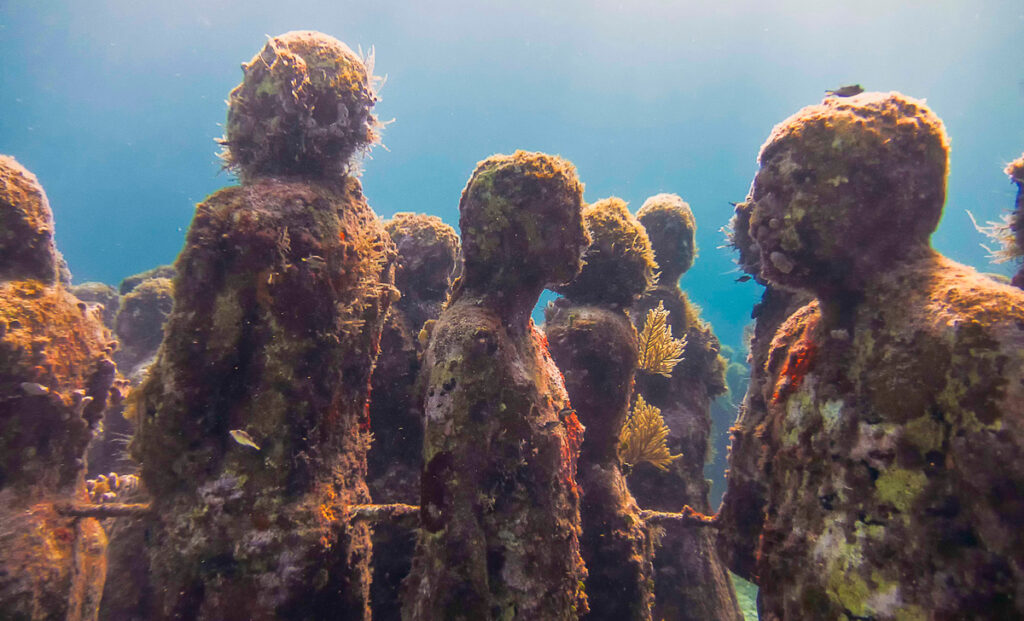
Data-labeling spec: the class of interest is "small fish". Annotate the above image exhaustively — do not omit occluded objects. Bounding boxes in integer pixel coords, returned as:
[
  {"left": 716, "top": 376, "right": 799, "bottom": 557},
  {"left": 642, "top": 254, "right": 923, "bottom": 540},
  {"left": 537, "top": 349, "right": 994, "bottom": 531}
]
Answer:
[
  {"left": 301, "top": 255, "right": 327, "bottom": 271},
  {"left": 825, "top": 84, "right": 864, "bottom": 97},
  {"left": 558, "top": 407, "right": 577, "bottom": 421},
  {"left": 729, "top": 201, "right": 740, "bottom": 207},
  {"left": 735, "top": 275, "right": 752, "bottom": 283},
  {"left": 20, "top": 382, "right": 50, "bottom": 396},
  {"left": 543, "top": 420, "right": 562, "bottom": 431},
  {"left": 229, "top": 429, "right": 261, "bottom": 451}
]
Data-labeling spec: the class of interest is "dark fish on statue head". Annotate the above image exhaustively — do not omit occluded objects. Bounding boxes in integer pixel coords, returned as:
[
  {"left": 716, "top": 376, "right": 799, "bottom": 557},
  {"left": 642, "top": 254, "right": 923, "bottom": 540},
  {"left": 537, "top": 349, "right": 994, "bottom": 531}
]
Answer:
[{"left": 825, "top": 84, "right": 864, "bottom": 97}]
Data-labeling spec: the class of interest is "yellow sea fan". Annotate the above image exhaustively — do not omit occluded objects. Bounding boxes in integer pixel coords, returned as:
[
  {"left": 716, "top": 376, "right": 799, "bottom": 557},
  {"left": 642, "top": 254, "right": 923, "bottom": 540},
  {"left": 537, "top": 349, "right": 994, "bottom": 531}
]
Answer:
[
  {"left": 637, "top": 301, "right": 686, "bottom": 377},
  {"left": 619, "top": 395, "right": 681, "bottom": 470}
]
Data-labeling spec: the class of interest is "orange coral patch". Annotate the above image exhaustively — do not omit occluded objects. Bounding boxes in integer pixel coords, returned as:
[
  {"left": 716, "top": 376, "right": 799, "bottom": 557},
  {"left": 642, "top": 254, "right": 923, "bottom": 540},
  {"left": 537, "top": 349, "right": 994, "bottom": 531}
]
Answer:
[{"left": 772, "top": 337, "right": 817, "bottom": 404}]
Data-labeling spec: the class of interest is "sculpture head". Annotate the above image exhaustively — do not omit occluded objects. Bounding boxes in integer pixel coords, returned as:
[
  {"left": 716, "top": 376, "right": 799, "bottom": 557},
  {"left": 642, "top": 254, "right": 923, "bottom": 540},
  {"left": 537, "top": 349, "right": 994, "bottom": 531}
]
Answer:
[
  {"left": 459, "top": 151, "right": 588, "bottom": 298},
  {"left": 748, "top": 92, "right": 949, "bottom": 296},
  {"left": 556, "top": 197, "right": 656, "bottom": 307},
  {"left": 637, "top": 193, "right": 696, "bottom": 285},
  {"left": 222, "top": 31, "right": 381, "bottom": 182}
]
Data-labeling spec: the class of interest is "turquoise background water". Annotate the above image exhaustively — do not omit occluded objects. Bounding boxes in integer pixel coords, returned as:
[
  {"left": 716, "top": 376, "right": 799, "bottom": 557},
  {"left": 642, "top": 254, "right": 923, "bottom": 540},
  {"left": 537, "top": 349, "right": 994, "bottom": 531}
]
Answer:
[{"left": 2, "top": 0, "right": 1022, "bottom": 354}]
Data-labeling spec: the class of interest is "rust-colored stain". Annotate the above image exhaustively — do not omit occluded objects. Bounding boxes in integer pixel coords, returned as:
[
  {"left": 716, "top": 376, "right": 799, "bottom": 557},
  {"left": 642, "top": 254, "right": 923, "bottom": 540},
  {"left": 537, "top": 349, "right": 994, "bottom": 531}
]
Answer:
[{"left": 772, "top": 337, "right": 817, "bottom": 404}]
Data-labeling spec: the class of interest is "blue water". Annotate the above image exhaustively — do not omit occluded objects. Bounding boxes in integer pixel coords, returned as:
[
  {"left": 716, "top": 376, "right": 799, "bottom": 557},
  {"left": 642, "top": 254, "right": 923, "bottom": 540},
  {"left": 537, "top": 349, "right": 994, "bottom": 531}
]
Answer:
[{"left": 2, "top": 0, "right": 1022, "bottom": 353}]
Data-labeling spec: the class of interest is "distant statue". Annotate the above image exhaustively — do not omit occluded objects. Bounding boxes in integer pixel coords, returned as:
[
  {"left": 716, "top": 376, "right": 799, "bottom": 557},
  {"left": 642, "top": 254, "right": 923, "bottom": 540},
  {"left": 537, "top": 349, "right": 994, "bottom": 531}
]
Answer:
[
  {"left": 1006, "top": 154, "right": 1024, "bottom": 289},
  {"left": 0, "top": 155, "right": 116, "bottom": 621},
  {"left": 130, "top": 31, "right": 395, "bottom": 619},
  {"left": 368, "top": 212, "right": 459, "bottom": 620},
  {"left": 546, "top": 197, "right": 657, "bottom": 620},
  {"left": 402, "top": 151, "right": 590, "bottom": 620},
  {"left": 718, "top": 92, "right": 1024, "bottom": 619},
  {"left": 627, "top": 194, "right": 741, "bottom": 621}
]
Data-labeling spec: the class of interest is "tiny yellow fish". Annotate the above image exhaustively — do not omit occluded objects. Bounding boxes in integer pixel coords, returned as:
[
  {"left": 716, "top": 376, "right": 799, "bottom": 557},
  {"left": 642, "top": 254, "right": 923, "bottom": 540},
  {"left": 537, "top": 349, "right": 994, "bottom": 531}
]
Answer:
[{"left": 229, "top": 429, "right": 261, "bottom": 451}]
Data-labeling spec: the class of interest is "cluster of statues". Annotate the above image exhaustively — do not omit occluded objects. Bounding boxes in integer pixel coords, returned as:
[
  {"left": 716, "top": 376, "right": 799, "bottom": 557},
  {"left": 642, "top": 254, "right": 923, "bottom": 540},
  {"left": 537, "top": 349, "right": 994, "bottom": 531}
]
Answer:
[{"left": 1, "top": 30, "right": 1022, "bottom": 621}]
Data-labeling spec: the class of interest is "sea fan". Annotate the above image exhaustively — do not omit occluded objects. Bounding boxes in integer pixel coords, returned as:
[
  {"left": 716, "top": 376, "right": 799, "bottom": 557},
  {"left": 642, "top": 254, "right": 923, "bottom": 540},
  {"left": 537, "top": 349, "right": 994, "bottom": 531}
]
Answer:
[
  {"left": 619, "top": 395, "right": 681, "bottom": 470},
  {"left": 967, "top": 210, "right": 1020, "bottom": 264},
  {"left": 637, "top": 301, "right": 686, "bottom": 377}
]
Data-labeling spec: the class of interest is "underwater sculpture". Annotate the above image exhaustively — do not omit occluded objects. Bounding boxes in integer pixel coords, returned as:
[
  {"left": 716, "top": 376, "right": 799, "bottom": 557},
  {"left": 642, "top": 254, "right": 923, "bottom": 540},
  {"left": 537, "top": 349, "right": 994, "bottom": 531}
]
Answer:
[
  {"left": 1007, "top": 154, "right": 1024, "bottom": 289},
  {"left": 0, "top": 155, "right": 116, "bottom": 621},
  {"left": 719, "top": 92, "right": 1024, "bottom": 619},
  {"left": 716, "top": 198, "right": 812, "bottom": 582},
  {"left": 129, "top": 31, "right": 396, "bottom": 619},
  {"left": 545, "top": 197, "right": 657, "bottom": 620},
  {"left": 402, "top": 151, "right": 590, "bottom": 620},
  {"left": 368, "top": 212, "right": 459, "bottom": 620},
  {"left": 626, "top": 193, "right": 741, "bottom": 621}
]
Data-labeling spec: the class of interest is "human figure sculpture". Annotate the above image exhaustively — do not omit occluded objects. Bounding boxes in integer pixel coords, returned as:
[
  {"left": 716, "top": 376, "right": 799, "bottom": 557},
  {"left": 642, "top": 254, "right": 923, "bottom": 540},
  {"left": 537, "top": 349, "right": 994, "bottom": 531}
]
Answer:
[
  {"left": 130, "top": 31, "right": 396, "bottom": 620},
  {"left": 1005, "top": 154, "right": 1024, "bottom": 289},
  {"left": 402, "top": 151, "right": 590, "bottom": 620},
  {"left": 545, "top": 197, "right": 657, "bottom": 620},
  {"left": 628, "top": 193, "right": 741, "bottom": 621},
  {"left": 0, "top": 154, "right": 116, "bottom": 621},
  {"left": 715, "top": 199, "right": 812, "bottom": 582},
  {"left": 368, "top": 212, "right": 459, "bottom": 620},
  {"left": 719, "top": 92, "right": 1024, "bottom": 619}
]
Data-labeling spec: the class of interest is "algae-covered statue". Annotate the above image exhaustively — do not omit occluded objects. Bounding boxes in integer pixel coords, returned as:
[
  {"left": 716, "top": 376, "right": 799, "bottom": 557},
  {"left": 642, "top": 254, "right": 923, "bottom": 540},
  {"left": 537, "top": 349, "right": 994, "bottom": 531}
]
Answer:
[
  {"left": 130, "top": 31, "right": 396, "bottom": 620},
  {"left": 0, "top": 155, "right": 116, "bottom": 621},
  {"left": 368, "top": 212, "right": 459, "bottom": 620},
  {"left": 627, "top": 193, "right": 740, "bottom": 621},
  {"left": 545, "top": 197, "right": 657, "bottom": 620},
  {"left": 719, "top": 92, "right": 1024, "bottom": 619},
  {"left": 402, "top": 151, "right": 590, "bottom": 620},
  {"left": 1006, "top": 154, "right": 1024, "bottom": 289}
]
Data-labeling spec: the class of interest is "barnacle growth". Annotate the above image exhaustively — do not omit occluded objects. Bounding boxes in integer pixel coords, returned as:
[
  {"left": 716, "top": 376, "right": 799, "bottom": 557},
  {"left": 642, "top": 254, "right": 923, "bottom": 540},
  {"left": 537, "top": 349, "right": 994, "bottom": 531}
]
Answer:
[
  {"left": 637, "top": 301, "right": 686, "bottom": 376},
  {"left": 221, "top": 30, "right": 384, "bottom": 181},
  {"left": 620, "top": 396, "right": 681, "bottom": 471}
]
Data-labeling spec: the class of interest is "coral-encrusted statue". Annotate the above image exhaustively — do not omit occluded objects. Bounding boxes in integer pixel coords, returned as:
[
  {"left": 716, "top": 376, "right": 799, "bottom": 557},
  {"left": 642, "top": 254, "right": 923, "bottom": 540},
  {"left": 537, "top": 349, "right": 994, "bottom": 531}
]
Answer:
[
  {"left": 1006, "top": 154, "right": 1024, "bottom": 289},
  {"left": 627, "top": 193, "right": 741, "bottom": 621},
  {"left": 368, "top": 212, "right": 459, "bottom": 620},
  {"left": 130, "top": 31, "right": 396, "bottom": 619},
  {"left": 0, "top": 155, "right": 116, "bottom": 621},
  {"left": 721, "top": 92, "right": 1024, "bottom": 619},
  {"left": 715, "top": 198, "right": 812, "bottom": 582},
  {"left": 402, "top": 151, "right": 590, "bottom": 620},
  {"left": 545, "top": 197, "right": 657, "bottom": 620}
]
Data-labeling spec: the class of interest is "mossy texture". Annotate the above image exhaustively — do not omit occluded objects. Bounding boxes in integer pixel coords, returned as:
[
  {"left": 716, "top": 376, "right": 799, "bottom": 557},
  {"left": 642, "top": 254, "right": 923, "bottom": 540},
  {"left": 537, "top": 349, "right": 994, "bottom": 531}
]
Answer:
[
  {"left": 1005, "top": 153, "right": 1024, "bottom": 289},
  {"left": 555, "top": 197, "right": 656, "bottom": 307},
  {"left": 402, "top": 152, "right": 588, "bottom": 620},
  {"left": 0, "top": 156, "right": 114, "bottom": 621},
  {"left": 545, "top": 303, "right": 656, "bottom": 620},
  {"left": 750, "top": 93, "right": 948, "bottom": 297},
  {"left": 629, "top": 197, "right": 739, "bottom": 621},
  {"left": 459, "top": 151, "right": 588, "bottom": 298},
  {"left": 636, "top": 193, "right": 697, "bottom": 285},
  {"left": 0, "top": 155, "right": 58, "bottom": 284},
  {"left": 222, "top": 31, "right": 381, "bottom": 181},
  {"left": 368, "top": 213, "right": 458, "bottom": 620},
  {"left": 131, "top": 176, "right": 396, "bottom": 620},
  {"left": 724, "top": 92, "right": 1024, "bottom": 619}
]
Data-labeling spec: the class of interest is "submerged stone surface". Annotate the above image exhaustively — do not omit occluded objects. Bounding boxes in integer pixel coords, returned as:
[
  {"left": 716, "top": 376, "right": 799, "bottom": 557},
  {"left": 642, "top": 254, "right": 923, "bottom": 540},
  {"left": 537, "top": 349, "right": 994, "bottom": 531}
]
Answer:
[
  {"left": 628, "top": 194, "right": 740, "bottom": 621},
  {"left": 0, "top": 155, "right": 115, "bottom": 621},
  {"left": 1006, "top": 153, "right": 1024, "bottom": 289},
  {"left": 402, "top": 151, "right": 589, "bottom": 620},
  {"left": 546, "top": 197, "right": 656, "bottom": 620},
  {"left": 721, "top": 92, "right": 1024, "bottom": 619},
  {"left": 222, "top": 30, "right": 381, "bottom": 182},
  {"left": 128, "top": 32, "right": 396, "bottom": 620},
  {"left": 716, "top": 199, "right": 813, "bottom": 582},
  {"left": 368, "top": 212, "right": 458, "bottom": 620}
]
